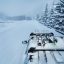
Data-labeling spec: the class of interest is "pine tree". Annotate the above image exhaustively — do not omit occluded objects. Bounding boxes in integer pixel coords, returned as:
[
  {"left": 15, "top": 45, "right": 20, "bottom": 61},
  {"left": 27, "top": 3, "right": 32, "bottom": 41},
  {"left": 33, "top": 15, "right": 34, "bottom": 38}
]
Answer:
[
  {"left": 43, "top": 4, "right": 49, "bottom": 23},
  {"left": 48, "top": 8, "right": 55, "bottom": 27},
  {"left": 53, "top": 0, "right": 64, "bottom": 33},
  {"left": 54, "top": 0, "right": 64, "bottom": 22},
  {"left": 49, "top": 8, "right": 54, "bottom": 21}
]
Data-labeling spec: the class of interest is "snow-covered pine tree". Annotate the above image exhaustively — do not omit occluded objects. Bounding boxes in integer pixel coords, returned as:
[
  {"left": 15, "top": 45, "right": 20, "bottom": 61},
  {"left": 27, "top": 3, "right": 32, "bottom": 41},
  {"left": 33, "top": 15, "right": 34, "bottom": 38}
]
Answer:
[
  {"left": 49, "top": 8, "right": 55, "bottom": 27},
  {"left": 50, "top": 9, "right": 54, "bottom": 20},
  {"left": 53, "top": 0, "right": 64, "bottom": 33},
  {"left": 43, "top": 4, "right": 49, "bottom": 24}
]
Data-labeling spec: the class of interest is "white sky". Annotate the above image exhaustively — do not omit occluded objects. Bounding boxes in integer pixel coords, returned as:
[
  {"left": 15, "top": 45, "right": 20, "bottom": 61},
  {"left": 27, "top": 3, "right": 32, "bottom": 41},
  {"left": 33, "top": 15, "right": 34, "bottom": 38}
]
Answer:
[{"left": 0, "top": 0, "right": 55, "bottom": 16}]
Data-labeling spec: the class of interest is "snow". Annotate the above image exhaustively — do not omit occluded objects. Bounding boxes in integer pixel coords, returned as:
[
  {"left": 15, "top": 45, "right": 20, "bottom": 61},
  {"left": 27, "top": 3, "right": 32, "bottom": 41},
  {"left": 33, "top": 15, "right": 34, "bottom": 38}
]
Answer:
[
  {"left": 59, "top": 52, "right": 64, "bottom": 59},
  {"left": 36, "top": 37, "right": 64, "bottom": 50},
  {"left": 46, "top": 51, "right": 56, "bottom": 64},
  {"left": 28, "top": 39, "right": 37, "bottom": 49},
  {"left": 0, "top": 20, "right": 64, "bottom": 64},
  {"left": 53, "top": 51, "right": 64, "bottom": 63},
  {"left": 39, "top": 51, "right": 47, "bottom": 64},
  {"left": 28, "top": 52, "right": 38, "bottom": 64}
]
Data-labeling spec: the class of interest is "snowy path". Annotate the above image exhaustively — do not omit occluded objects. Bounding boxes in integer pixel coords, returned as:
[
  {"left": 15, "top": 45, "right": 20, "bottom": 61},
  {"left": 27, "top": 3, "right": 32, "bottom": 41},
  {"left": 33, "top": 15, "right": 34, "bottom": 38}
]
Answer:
[{"left": 0, "top": 20, "right": 64, "bottom": 64}]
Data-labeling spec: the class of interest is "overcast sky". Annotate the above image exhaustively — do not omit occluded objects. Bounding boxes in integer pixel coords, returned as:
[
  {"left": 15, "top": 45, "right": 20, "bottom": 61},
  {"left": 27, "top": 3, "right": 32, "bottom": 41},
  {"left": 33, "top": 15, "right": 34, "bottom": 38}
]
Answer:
[{"left": 0, "top": 0, "right": 55, "bottom": 16}]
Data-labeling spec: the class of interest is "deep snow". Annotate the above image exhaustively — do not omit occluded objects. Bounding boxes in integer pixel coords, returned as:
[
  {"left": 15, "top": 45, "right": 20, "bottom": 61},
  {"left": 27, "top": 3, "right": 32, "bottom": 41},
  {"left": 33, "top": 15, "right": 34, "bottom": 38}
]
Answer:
[{"left": 0, "top": 20, "right": 64, "bottom": 64}]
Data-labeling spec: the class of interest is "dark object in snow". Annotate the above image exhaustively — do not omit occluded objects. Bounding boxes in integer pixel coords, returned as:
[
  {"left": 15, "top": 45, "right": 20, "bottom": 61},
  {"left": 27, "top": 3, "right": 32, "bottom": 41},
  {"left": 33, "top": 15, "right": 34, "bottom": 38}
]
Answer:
[
  {"left": 54, "top": 38, "right": 57, "bottom": 43},
  {"left": 38, "top": 43, "right": 41, "bottom": 46},
  {"left": 35, "top": 48, "right": 64, "bottom": 51},
  {"left": 43, "top": 51, "right": 47, "bottom": 63},
  {"left": 30, "top": 33, "right": 36, "bottom": 36},
  {"left": 41, "top": 32, "right": 54, "bottom": 37},
  {"left": 22, "top": 40, "right": 28, "bottom": 44},
  {"left": 31, "top": 37, "right": 34, "bottom": 39},
  {"left": 28, "top": 47, "right": 36, "bottom": 53},
  {"left": 30, "top": 32, "right": 54, "bottom": 37},
  {"left": 60, "top": 37, "right": 63, "bottom": 39},
  {"left": 48, "top": 39, "right": 53, "bottom": 43},
  {"left": 41, "top": 33, "right": 45, "bottom": 36},
  {"left": 29, "top": 55, "right": 33, "bottom": 62},
  {"left": 48, "top": 38, "right": 57, "bottom": 44},
  {"left": 49, "top": 32, "right": 54, "bottom": 36},
  {"left": 42, "top": 39, "right": 46, "bottom": 47},
  {"left": 43, "top": 43, "right": 46, "bottom": 47}
]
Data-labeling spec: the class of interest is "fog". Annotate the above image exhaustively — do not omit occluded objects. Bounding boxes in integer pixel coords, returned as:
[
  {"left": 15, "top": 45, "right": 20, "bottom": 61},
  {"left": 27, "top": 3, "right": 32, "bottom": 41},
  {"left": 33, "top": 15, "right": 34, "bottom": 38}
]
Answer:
[{"left": 0, "top": 0, "right": 55, "bottom": 16}]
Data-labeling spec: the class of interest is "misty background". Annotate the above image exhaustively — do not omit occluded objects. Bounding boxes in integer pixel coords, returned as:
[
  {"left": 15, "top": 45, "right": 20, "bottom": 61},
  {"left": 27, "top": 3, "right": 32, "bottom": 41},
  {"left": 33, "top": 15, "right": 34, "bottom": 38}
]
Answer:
[{"left": 0, "top": 0, "right": 56, "bottom": 17}]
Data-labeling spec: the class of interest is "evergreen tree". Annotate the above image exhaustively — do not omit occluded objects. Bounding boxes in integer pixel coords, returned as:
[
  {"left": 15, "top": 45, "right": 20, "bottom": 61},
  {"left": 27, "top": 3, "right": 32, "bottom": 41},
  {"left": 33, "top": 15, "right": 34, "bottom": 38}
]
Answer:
[
  {"left": 54, "top": 0, "right": 64, "bottom": 22},
  {"left": 43, "top": 4, "right": 49, "bottom": 23},
  {"left": 53, "top": 0, "right": 64, "bottom": 32},
  {"left": 48, "top": 8, "right": 55, "bottom": 27},
  {"left": 49, "top": 8, "right": 54, "bottom": 21}
]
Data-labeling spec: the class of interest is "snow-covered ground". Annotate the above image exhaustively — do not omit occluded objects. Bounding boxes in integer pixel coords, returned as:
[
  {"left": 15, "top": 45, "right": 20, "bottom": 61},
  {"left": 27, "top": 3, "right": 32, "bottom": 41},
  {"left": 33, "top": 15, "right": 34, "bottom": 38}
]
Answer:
[{"left": 0, "top": 20, "right": 64, "bottom": 64}]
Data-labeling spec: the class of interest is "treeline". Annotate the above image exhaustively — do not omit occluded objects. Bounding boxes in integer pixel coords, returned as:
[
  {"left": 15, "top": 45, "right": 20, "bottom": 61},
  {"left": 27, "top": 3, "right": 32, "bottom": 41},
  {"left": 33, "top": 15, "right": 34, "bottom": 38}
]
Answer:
[
  {"left": 0, "top": 13, "right": 32, "bottom": 21},
  {"left": 36, "top": 0, "right": 64, "bottom": 35}
]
